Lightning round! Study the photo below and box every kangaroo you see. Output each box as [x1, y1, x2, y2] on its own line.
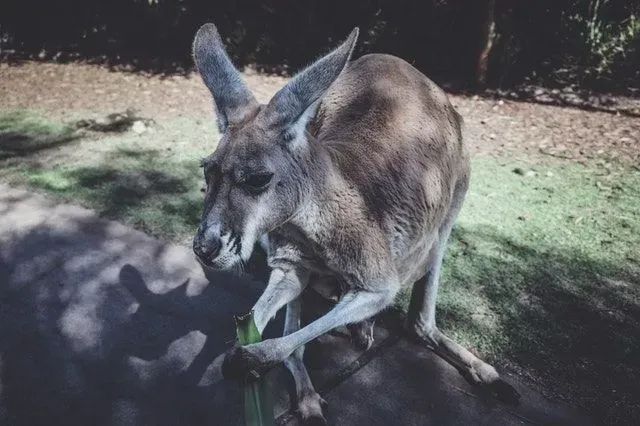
[191, 23, 519, 424]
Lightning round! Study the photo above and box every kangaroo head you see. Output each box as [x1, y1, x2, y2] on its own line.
[192, 23, 358, 270]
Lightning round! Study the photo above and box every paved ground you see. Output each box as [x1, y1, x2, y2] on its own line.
[0, 185, 591, 426]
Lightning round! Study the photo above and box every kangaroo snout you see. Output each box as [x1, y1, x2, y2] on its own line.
[193, 227, 222, 264]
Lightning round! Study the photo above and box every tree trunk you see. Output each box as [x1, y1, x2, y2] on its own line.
[476, 0, 496, 88]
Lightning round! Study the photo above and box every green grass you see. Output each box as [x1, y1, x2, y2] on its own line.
[22, 156, 203, 240]
[0, 109, 219, 244]
[1, 109, 639, 424]
[412, 157, 640, 424]
[0, 110, 79, 159]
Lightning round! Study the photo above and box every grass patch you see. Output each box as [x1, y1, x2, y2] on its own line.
[0, 109, 219, 243]
[0, 110, 79, 159]
[23, 161, 203, 241]
[1, 110, 639, 424]
[401, 157, 640, 424]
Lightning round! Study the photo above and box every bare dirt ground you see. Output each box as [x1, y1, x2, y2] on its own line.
[1, 61, 639, 166]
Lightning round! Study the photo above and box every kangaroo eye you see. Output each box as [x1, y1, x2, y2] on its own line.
[243, 172, 273, 192]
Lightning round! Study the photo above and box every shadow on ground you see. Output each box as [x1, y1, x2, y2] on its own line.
[437, 224, 640, 425]
[0, 181, 637, 424]
[8, 142, 206, 242]
[0, 110, 80, 160]
[0, 212, 280, 426]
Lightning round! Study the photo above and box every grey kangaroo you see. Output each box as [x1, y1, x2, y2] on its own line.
[191, 23, 519, 424]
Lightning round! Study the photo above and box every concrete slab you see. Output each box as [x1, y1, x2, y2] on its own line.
[311, 338, 592, 426]
[0, 186, 271, 426]
[0, 186, 591, 426]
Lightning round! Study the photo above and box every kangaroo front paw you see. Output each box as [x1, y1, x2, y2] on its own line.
[297, 391, 328, 426]
[221, 346, 260, 380]
[221, 344, 280, 380]
[347, 320, 375, 351]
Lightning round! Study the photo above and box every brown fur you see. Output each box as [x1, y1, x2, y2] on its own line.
[192, 24, 519, 424]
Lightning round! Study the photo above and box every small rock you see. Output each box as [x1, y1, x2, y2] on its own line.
[538, 94, 554, 103]
[525, 170, 537, 178]
[600, 96, 616, 106]
[512, 167, 525, 175]
[498, 100, 504, 106]
[546, 171, 553, 177]
[564, 94, 582, 105]
[132, 120, 147, 134]
[489, 133, 496, 140]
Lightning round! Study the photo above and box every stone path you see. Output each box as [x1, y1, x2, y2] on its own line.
[0, 185, 591, 426]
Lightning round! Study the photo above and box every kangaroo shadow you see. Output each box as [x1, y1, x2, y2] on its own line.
[0, 216, 283, 426]
[116, 263, 275, 386]
[101, 264, 281, 426]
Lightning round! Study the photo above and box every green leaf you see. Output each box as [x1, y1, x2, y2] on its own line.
[236, 310, 262, 345]
[235, 311, 276, 426]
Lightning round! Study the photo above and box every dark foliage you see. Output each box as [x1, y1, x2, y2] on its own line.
[0, 1, 638, 93]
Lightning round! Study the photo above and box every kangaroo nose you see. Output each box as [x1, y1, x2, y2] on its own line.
[193, 233, 222, 261]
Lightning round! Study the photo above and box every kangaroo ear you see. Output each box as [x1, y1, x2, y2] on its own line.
[264, 28, 359, 146]
[193, 23, 259, 133]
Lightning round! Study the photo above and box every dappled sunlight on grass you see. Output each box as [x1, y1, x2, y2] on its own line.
[397, 158, 640, 423]
[0, 109, 218, 243]
[0, 110, 70, 137]
[23, 158, 204, 243]
[0, 110, 80, 159]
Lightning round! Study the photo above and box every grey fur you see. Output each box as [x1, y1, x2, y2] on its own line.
[264, 28, 359, 132]
[192, 22, 520, 424]
[192, 23, 258, 133]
